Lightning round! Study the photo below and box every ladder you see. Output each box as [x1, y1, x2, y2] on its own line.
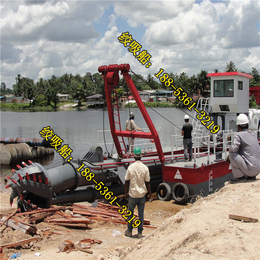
[112, 89, 127, 153]
[192, 97, 211, 138]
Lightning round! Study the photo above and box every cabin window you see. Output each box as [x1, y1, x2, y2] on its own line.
[238, 81, 243, 90]
[219, 105, 230, 111]
[214, 80, 234, 97]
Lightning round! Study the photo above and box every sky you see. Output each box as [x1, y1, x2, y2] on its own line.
[1, 0, 260, 89]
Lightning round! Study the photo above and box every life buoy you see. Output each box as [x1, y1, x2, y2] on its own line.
[172, 183, 189, 204]
[156, 182, 172, 201]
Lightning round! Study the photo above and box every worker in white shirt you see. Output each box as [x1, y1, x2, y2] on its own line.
[125, 112, 142, 153]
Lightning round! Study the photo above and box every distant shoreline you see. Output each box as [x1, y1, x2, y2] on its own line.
[1, 101, 180, 112]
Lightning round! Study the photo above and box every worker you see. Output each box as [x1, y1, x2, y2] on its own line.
[257, 119, 260, 138]
[181, 114, 193, 161]
[228, 113, 260, 183]
[125, 112, 142, 153]
[124, 147, 152, 239]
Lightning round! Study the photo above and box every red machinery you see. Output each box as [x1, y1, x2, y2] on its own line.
[98, 64, 165, 164]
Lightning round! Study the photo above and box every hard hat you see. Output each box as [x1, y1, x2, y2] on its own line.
[133, 147, 142, 157]
[184, 115, 189, 120]
[130, 112, 134, 117]
[236, 113, 249, 125]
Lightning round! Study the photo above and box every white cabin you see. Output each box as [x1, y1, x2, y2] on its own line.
[206, 72, 255, 131]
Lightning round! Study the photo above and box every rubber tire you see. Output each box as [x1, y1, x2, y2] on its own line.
[156, 182, 172, 201]
[172, 183, 189, 205]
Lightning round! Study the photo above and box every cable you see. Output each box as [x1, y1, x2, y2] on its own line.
[129, 69, 195, 125]
[102, 91, 109, 156]
[148, 106, 182, 130]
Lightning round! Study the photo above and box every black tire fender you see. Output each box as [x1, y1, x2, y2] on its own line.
[156, 182, 172, 201]
[172, 183, 189, 204]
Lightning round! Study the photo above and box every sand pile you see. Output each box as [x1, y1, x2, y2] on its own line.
[108, 178, 260, 260]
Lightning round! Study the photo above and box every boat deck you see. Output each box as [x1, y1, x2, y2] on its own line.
[165, 153, 225, 168]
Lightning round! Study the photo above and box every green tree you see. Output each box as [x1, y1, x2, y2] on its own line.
[0, 82, 13, 96]
[225, 61, 237, 72]
[189, 75, 199, 94]
[249, 94, 257, 108]
[130, 74, 146, 91]
[117, 88, 124, 98]
[13, 74, 23, 96]
[36, 78, 47, 96]
[47, 75, 61, 108]
[34, 94, 46, 106]
[24, 78, 35, 106]
[147, 74, 158, 90]
[82, 74, 95, 96]
[197, 70, 210, 97]
[92, 73, 104, 94]
[71, 80, 86, 107]
[250, 67, 260, 87]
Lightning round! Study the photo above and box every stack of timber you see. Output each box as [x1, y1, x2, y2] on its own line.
[0, 202, 155, 256]
[72, 202, 155, 228]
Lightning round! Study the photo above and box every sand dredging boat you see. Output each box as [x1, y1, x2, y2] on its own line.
[5, 64, 260, 211]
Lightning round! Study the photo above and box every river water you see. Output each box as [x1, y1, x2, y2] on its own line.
[0, 107, 188, 173]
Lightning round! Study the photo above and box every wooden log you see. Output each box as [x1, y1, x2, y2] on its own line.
[73, 206, 151, 224]
[11, 217, 38, 230]
[229, 214, 258, 223]
[73, 208, 118, 218]
[52, 223, 89, 228]
[76, 247, 93, 254]
[1, 217, 37, 235]
[97, 202, 118, 210]
[46, 218, 92, 225]
[73, 204, 117, 214]
[79, 238, 102, 245]
[16, 206, 69, 216]
[28, 212, 53, 223]
[58, 240, 75, 252]
[0, 236, 41, 248]
[1, 209, 18, 226]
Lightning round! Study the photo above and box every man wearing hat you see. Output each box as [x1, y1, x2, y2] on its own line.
[124, 147, 152, 239]
[229, 113, 260, 183]
[182, 114, 193, 161]
[125, 112, 142, 153]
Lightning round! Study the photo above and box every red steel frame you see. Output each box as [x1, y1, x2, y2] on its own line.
[98, 64, 165, 164]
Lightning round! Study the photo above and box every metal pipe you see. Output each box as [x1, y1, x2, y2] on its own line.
[0, 138, 52, 147]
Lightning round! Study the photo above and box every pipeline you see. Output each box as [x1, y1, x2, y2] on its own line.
[0, 138, 52, 147]
[0, 143, 54, 165]
[6, 146, 163, 211]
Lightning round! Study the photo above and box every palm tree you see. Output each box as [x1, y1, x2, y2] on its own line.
[225, 61, 237, 72]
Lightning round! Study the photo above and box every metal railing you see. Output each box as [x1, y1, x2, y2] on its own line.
[170, 129, 236, 164]
[97, 127, 161, 156]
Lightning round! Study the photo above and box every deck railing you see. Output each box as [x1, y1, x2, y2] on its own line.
[170, 129, 236, 164]
[97, 127, 161, 156]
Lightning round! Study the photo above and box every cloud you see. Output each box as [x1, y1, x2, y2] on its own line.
[43, 19, 99, 43]
[114, 0, 195, 27]
[0, 0, 259, 90]
[217, 0, 260, 48]
[1, 1, 103, 44]
[1, 44, 22, 63]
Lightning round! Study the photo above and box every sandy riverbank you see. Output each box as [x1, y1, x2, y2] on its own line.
[0, 190, 187, 260]
[107, 177, 260, 260]
[1, 176, 259, 260]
